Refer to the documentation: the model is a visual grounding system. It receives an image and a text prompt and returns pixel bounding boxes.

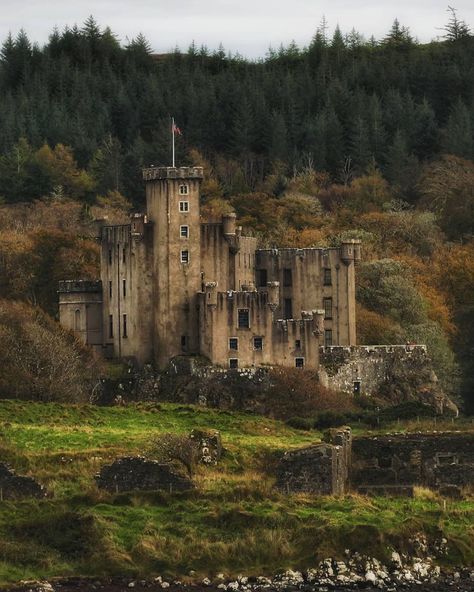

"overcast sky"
[0,0,473,58]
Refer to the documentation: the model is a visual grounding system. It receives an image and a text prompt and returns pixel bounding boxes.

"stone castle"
[59,166,362,372]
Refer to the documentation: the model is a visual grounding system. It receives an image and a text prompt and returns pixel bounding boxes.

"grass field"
[0,400,472,584]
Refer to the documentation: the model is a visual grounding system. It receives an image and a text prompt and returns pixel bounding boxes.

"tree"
[383,19,414,48]
[441,6,471,41]
[442,99,473,159]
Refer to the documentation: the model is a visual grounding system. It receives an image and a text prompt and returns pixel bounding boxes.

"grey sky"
[0,0,472,58]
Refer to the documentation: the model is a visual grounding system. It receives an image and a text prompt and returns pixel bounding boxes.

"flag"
[172,122,182,136]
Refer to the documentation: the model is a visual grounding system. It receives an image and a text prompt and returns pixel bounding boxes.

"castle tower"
[143,166,204,368]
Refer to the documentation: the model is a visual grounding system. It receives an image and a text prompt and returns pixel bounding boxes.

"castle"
[59,166,361,371]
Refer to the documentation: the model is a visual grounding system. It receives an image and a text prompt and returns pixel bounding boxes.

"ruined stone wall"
[351,433,474,493]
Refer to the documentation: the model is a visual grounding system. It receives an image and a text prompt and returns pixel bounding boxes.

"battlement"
[142,166,204,181]
[58,280,102,294]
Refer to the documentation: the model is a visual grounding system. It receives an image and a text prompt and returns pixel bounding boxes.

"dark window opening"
[108,314,114,339]
[181,250,189,263]
[253,336,263,350]
[229,358,238,369]
[295,357,304,368]
[323,268,332,286]
[109,281,112,298]
[257,269,268,287]
[181,335,187,351]
[353,380,361,395]
[323,297,333,319]
[180,225,189,238]
[108,249,112,265]
[123,314,128,338]
[283,268,292,287]
[324,329,333,347]
[295,339,301,349]
[229,338,238,351]
[123,279,126,298]
[284,298,293,320]
[238,309,250,328]
[179,184,189,195]
[123,248,126,264]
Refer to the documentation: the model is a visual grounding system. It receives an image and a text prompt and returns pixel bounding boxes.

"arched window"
[74,309,81,331]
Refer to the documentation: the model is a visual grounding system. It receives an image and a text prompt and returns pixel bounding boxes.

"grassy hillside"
[0,401,472,584]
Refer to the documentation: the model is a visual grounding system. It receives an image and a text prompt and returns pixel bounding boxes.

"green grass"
[0,400,472,584]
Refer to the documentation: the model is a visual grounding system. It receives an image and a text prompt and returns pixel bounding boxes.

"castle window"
[123,314,128,338]
[229,358,239,369]
[109,315,114,339]
[123,248,127,264]
[323,267,332,286]
[253,336,263,351]
[257,269,267,287]
[179,201,189,212]
[284,298,293,320]
[323,297,333,319]
[180,250,189,264]
[295,339,301,349]
[238,309,250,329]
[283,268,292,287]
[179,184,189,195]
[180,225,189,238]
[123,279,126,298]
[353,381,361,395]
[109,281,112,298]
[181,335,187,351]
[74,309,81,331]
[108,249,112,265]
[229,338,238,351]
[324,329,333,347]
[295,357,305,368]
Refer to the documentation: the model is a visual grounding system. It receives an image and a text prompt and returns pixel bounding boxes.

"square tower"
[143,166,204,368]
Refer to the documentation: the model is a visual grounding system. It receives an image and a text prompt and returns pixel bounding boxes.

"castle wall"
[255,244,358,346]
[58,280,103,348]
[100,221,154,365]
[198,289,322,369]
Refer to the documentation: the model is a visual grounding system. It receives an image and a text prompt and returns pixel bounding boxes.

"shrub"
[148,433,199,478]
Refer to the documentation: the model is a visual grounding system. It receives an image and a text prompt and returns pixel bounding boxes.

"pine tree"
[442,99,473,158]
[442,6,471,41]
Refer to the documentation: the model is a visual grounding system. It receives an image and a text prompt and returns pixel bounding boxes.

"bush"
[285,417,315,431]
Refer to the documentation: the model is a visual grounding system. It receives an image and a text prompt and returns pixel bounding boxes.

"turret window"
[180,225,189,238]
[180,250,189,263]
[179,201,189,212]
[123,314,128,338]
[123,279,126,298]
[179,184,189,195]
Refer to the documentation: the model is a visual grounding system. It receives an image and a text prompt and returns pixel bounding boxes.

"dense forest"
[0,14,473,411]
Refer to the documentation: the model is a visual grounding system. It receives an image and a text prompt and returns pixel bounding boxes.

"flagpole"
[171,117,175,168]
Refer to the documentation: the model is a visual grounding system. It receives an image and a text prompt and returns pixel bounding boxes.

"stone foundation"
[0,463,46,500]
[95,457,194,493]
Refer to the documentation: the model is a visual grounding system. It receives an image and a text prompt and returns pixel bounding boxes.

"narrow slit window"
[123,279,126,298]
[108,314,114,339]
[123,314,127,338]
[109,280,112,298]
[181,335,187,351]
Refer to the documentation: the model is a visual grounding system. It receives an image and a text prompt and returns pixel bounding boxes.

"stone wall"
[95,456,194,493]
[276,427,351,495]
[351,432,474,494]
[319,345,457,415]
[0,463,46,500]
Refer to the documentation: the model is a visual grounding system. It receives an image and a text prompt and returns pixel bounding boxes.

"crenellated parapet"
[142,166,204,181]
